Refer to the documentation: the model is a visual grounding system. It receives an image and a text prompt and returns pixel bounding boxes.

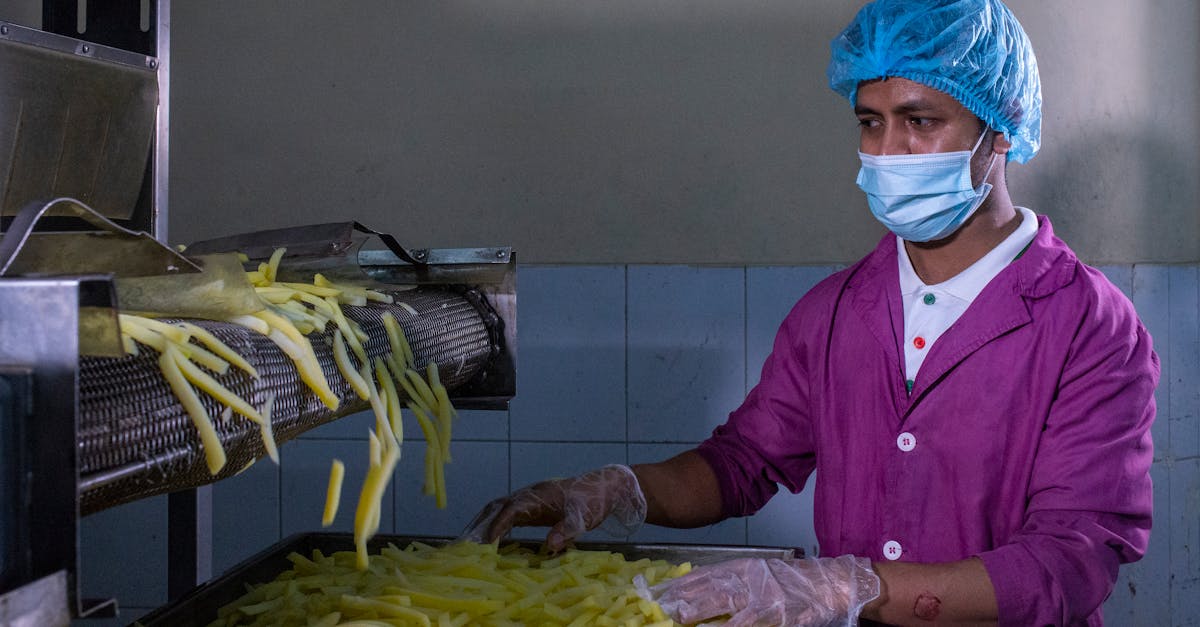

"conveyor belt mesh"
[77,287,497,514]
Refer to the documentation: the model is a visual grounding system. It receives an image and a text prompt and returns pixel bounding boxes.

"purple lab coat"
[697,216,1157,626]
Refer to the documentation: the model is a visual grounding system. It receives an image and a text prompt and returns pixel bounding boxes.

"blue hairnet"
[828,0,1042,162]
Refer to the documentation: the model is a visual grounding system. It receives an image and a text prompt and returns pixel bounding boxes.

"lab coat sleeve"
[696,295,822,519]
[979,276,1158,626]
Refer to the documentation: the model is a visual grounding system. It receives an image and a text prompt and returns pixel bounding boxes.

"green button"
[905,379,914,393]
[923,293,936,305]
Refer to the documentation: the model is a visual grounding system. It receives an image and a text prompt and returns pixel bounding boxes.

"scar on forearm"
[913,592,941,621]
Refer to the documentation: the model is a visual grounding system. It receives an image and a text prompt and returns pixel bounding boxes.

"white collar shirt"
[897,206,1040,388]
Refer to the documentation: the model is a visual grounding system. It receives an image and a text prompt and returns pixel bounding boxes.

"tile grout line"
[743,265,750,546]
[625,264,631,466]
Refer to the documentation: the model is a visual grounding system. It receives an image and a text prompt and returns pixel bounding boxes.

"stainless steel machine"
[0,4,516,624]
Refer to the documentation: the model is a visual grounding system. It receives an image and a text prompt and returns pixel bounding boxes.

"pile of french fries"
[119,248,457,570]
[208,540,690,627]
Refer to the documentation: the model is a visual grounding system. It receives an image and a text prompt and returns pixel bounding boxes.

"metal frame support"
[40,0,170,242]
[167,486,213,601]
[0,278,118,622]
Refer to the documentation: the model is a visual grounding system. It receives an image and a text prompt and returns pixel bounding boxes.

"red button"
[913,336,926,349]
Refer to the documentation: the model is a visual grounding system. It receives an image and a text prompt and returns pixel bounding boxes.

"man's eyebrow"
[855,99,944,116]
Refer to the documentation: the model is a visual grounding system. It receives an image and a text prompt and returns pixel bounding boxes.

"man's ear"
[992,131,1012,156]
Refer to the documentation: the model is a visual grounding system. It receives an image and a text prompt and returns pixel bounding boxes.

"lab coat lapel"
[903,275,1031,416]
[847,237,909,416]
[903,215,1074,416]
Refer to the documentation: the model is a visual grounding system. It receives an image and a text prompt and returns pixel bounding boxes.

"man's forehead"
[855,77,968,114]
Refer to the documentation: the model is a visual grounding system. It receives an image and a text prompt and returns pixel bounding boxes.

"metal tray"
[137,532,802,627]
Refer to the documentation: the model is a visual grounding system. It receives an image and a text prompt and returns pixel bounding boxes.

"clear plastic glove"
[638,555,880,627]
[460,464,647,552]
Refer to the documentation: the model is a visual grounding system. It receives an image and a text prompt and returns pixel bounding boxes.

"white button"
[896,432,916,452]
[883,540,903,560]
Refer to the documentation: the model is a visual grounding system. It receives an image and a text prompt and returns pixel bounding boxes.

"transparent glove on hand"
[460,464,647,553]
[639,555,880,627]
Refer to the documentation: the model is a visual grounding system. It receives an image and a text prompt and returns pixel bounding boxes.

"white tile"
[1104,461,1171,625]
[1132,265,1170,460]
[449,408,509,441]
[78,495,167,609]
[213,456,280,574]
[1167,266,1199,460]
[627,266,745,443]
[1097,264,1133,300]
[510,266,627,442]
[746,266,840,388]
[280,439,394,537]
[1168,458,1200,618]
[392,441,508,538]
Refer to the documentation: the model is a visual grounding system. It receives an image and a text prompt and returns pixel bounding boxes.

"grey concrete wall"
[159,1,1197,264]
[3,1,1196,262]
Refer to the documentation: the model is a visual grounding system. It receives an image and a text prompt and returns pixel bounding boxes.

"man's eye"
[910,117,935,127]
[857,118,880,128]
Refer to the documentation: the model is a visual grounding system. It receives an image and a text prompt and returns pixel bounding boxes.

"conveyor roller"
[77,286,500,514]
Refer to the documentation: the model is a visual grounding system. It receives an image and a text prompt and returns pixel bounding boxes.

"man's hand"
[461,464,647,552]
[640,555,880,627]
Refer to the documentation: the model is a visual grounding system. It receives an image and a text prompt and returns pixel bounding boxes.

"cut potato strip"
[366,289,394,303]
[159,345,225,474]
[178,322,258,378]
[258,393,279,464]
[396,373,435,417]
[374,358,404,446]
[265,247,286,283]
[212,541,691,627]
[174,354,265,425]
[405,368,439,412]
[120,313,191,344]
[333,330,371,400]
[323,459,345,527]
[225,314,271,335]
[381,312,414,370]
[353,445,400,570]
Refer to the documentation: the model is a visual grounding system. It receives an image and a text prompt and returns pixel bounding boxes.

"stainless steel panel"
[0,571,71,627]
[0,21,157,220]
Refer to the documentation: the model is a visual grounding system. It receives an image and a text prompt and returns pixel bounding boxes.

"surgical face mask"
[856,130,998,242]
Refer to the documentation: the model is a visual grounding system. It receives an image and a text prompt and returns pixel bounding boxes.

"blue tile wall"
[627,266,746,443]
[392,440,508,538]
[78,495,167,615]
[73,262,1200,625]
[510,266,626,442]
[212,457,280,574]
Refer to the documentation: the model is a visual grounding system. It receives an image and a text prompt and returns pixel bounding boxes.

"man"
[465,1,1157,624]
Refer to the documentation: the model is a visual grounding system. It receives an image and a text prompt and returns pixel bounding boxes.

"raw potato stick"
[159,345,226,474]
[374,358,404,446]
[322,459,345,527]
[178,322,259,378]
[382,312,414,370]
[174,354,265,425]
[353,445,400,570]
[332,329,371,400]
[404,368,439,411]
[212,541,692,626]
[258,394,279,464]
[265,247,286,283]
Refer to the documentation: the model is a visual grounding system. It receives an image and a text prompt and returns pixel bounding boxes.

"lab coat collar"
[1012,215,1077,299]
[846,213,1079,418]
[896,207,1041,303]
